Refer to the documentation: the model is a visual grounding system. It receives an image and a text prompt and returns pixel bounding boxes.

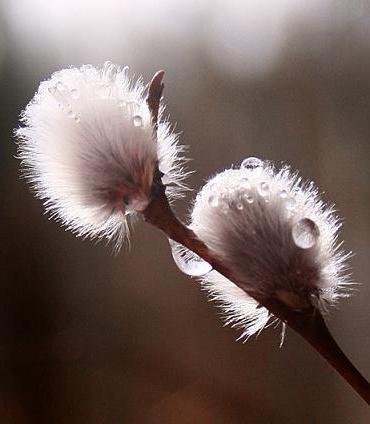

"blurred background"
[1,0,370,422]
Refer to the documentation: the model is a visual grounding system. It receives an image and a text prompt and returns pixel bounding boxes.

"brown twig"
[146,70,165,133]
[143,71,370,405]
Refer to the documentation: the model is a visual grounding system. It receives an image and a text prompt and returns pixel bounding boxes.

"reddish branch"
[146,70,165,132]
[143,71,370,404]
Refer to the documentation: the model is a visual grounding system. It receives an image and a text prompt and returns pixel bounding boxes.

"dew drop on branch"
[240,157,263,174]
[169,239,212,277]
[292,218,320,249]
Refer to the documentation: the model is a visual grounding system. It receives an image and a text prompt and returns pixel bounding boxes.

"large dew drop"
[240,157,263,174]
[292,218,320,249]
[169,239,212,277]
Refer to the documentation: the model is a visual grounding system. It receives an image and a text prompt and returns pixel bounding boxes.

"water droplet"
[243,193,254,203]
[132,115,143,127]
[169,239,212,277]
[56,81,66,91]
[70,88,79,99]
[292,218,320,249]
[208,194,219,207]
[236,202,244,210]
[74,114,81,123]
[279,189,288,199]
[67,110,75,118]
[258,181,270,197]
[241,157,263,173]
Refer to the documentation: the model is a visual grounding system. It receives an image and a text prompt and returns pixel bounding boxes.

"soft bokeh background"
[1,0,369,422]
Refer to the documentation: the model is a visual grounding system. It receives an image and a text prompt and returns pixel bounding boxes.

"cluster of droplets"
[170,157,321,278]
[208,159,258,215]
[100,62,144,129]
[206,157,275,214]
[48,82,81,123]
[219,157,320,250]
[47,62,146,130]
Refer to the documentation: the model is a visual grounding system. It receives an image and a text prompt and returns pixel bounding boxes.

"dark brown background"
[0,1,369,423]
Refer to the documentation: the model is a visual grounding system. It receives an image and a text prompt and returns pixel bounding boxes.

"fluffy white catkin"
[190,157,351,338]
[16,62,187,249]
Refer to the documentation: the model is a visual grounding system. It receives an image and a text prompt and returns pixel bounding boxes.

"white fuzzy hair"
[191,159,351,337]
[201,270,272,341]
[16,62,187,249]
